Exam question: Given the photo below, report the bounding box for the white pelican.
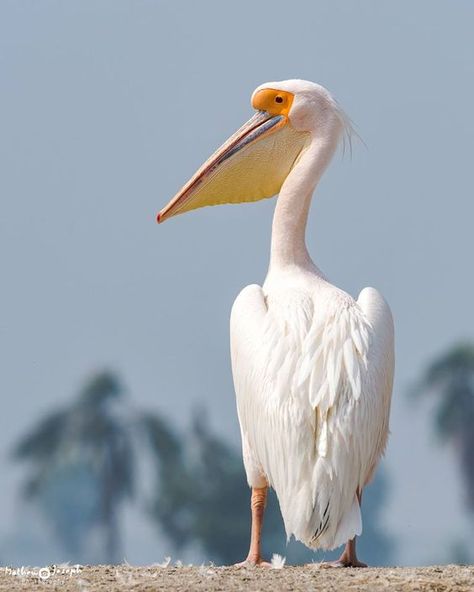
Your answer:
[158,79,394,567]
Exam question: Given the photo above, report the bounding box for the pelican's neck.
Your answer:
[269,132,340,272]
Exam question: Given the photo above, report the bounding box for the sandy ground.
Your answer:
[0,563,473,592]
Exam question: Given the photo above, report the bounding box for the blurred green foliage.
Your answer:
[414,343,474,512]
[12,372,135,564]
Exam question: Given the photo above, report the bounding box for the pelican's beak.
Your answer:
[157,88,309,223]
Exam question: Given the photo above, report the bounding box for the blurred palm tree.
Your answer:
[139,412,194,550]
[414,343,474,511]
[12,371,135,564]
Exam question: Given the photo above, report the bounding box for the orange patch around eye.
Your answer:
[252,89,294,117]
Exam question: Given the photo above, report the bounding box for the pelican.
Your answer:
[158,79,394,567]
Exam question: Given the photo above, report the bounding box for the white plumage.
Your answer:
[158,78,395,563]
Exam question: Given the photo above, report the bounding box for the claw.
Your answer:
[234,557,271,568]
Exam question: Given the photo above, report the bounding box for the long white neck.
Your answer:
[269,131,340,272]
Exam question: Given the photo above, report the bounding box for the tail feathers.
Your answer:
[330,496,362,549]
[294,495,362,551]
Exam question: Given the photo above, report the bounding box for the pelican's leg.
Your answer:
[235,486,270,567]
[333,535,367,568]
[327,489,367,568]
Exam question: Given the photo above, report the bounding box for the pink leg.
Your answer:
[235,486,271,567]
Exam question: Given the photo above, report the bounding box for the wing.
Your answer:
[356,286,395,482]
[230,284,270,489]
[230,283,394,551]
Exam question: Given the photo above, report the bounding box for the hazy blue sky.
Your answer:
[1,0,473,565]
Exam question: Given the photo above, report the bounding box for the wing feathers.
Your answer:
[299,303,370,414]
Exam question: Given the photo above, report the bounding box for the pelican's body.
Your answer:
[232,264,393,551]
[158,79,394,565]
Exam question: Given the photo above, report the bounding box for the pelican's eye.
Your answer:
[252,88,294,116]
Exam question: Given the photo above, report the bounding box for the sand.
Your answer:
[0,563,473,591]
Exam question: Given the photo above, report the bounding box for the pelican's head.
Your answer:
[158,79,345,223]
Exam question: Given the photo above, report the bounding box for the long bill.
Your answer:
[157,109,309,223]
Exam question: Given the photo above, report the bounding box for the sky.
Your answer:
[1,0,473,566]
